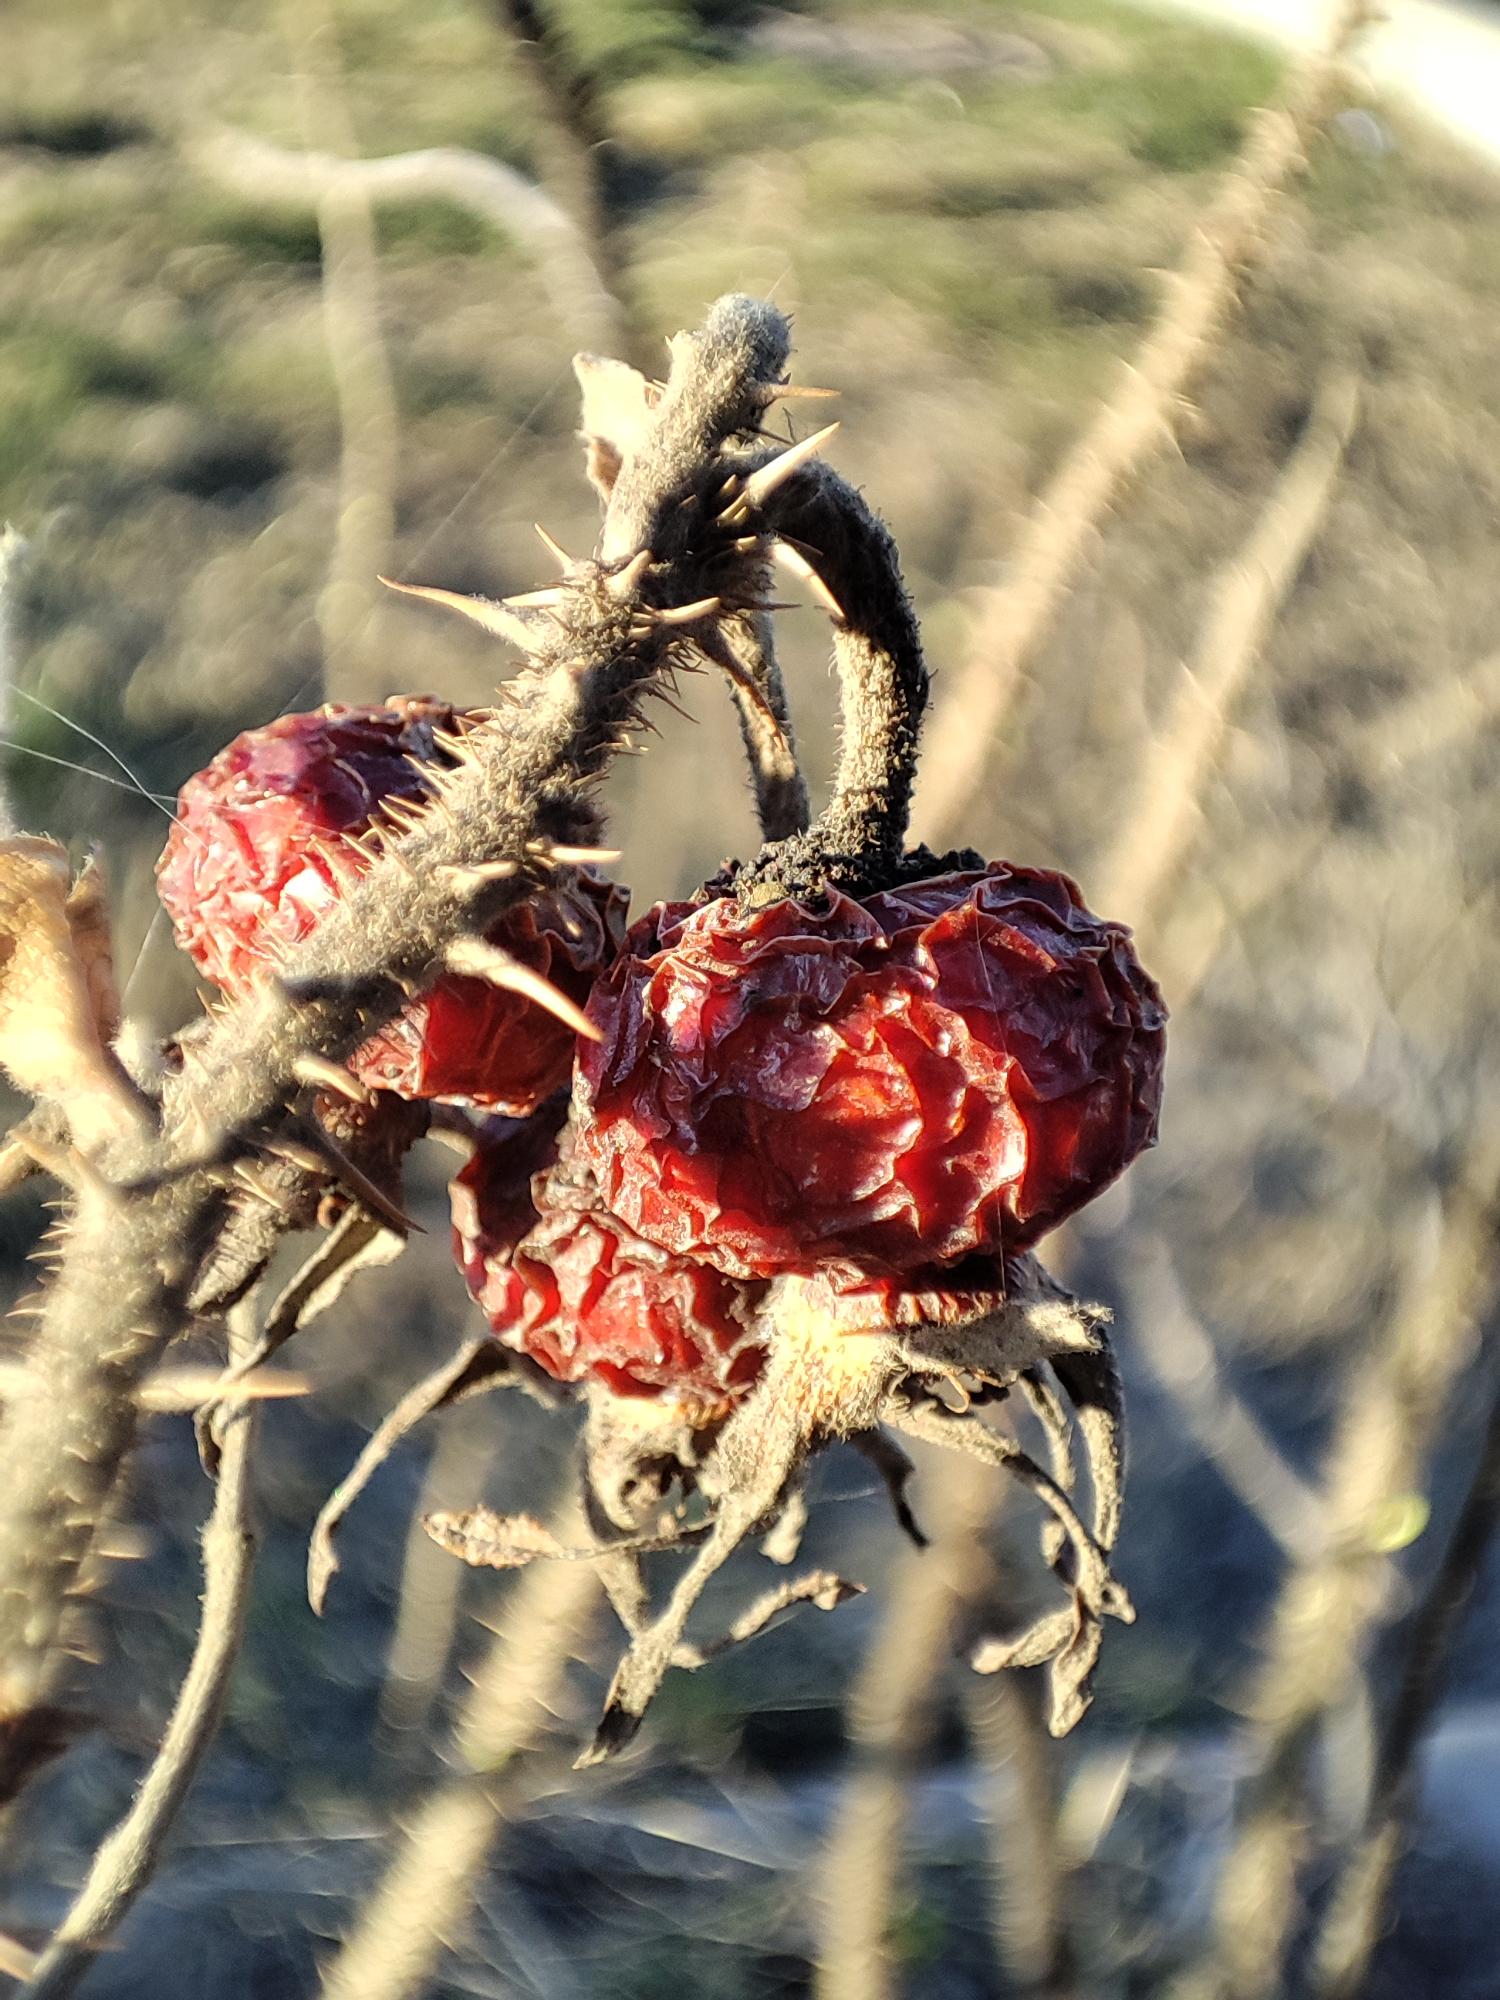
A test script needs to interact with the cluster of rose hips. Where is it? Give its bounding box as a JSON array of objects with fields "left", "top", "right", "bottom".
[
  {"left": 156, "top": 412, "right": 1165, "bottom": 1746},
  {"left": 158, "top": 698, "right": 1164, "bottom": 1421}
]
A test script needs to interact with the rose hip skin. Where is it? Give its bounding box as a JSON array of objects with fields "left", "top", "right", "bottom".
[
  {"left": 156, "top": 700, "right": 627, "bottom": 1113},
  {"left": 452, "top": 1133, "right": 765, "bottom": 1407},
  {"left": 577, "top": 863, "right": 1166, "bottom": 1282}
]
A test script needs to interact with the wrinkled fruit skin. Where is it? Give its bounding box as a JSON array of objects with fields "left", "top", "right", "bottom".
[
  {"left": 451, "top": 1130, "right": 766, "bottom": 1407},
  {"left": 156, "top": 700, "right": 627, "bottom": 1113},
  {"left": 578, "top": 863, "right": 1167, "bottom": 1282}
]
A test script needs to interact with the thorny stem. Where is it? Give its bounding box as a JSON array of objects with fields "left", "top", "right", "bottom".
[
  {"left": 21, "top": 1297, "right": 262, "bottom": 2000},
  {"left": 0, "top": 294, "right": 794, "bottom": 1793},
  {"left": 735, "top": 459, "right": 931, "bottom": 900}
]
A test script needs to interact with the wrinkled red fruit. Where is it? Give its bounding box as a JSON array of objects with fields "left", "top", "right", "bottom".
[
  {"left": 156, "top": 700, "right": 628, "bottom": 1113},
  {"left": 577, "top": 863, "right": 1166, "bottom": 1282},
  {"left": 451, "top": 1131, "right": 766, "bottom": 1407}
]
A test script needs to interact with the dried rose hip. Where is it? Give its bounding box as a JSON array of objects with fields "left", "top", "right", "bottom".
[
  {"left": 577, "top": 862, "right": 1166, "bottom": 1281},
  {"left": 451, "top": 1132, "right": 766, "bottom": 1407},
  {"left": 156, "top": 700, "right": 627, "bottom": 1113}
]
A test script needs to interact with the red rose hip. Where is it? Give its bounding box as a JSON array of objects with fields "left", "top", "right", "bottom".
[
  {"left": 576, "top": 862, "right": 1166, "bottom": 1281},
  {"left": 156, "top": 700, "right": 627, "bottom": 1113},
  {"left": 451, "top": 1133, "right": 765, "bottom": 1407}
]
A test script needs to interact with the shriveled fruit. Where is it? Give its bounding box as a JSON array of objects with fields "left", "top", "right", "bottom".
[
  {"left": 156, "top": 700, "right": 627, "bottom": 1113},
  {"left": 578, "top": 862, "right": 1166, "bottom": 1282},
  {"left": 451, "top": 1131, "right": 765, "bottom": 1408}
]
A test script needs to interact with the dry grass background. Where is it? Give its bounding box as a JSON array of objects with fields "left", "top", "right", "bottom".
[{"left": 4, "top": 0, "right": 1500, "bottom": 1994}]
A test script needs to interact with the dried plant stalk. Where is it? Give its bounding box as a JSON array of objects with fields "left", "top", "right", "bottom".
[
  {"left": 1095, "top": 369, "right": 1358, "bottom": 931},
  {"left": 1183, "top": 1138, "right": 1500, "bottom": 2000},
  {"left": 492, "top": 0, "right": 634, "bottom": 356},
  {"left": 288, "top": 3, "right": 401, "bottom": 705},
  {"left": 963, "top": 1668, "right": 1073, "bottom": 1997},
  {"left": 319, "top": 1510, "right": 601, "bottom": 2000},
  {"left": 184, "top": 126, "right": 620, "bottom": 350},
  {"left": 916, "top": 0, "right": 1369, "bottom": 847},
  {"left": 0, "top": 294, "right": 794, "bottom": 1791},
  {"left": 1309, "top": 1364, "right": 1500, "bottom": 2000},
  {"left": 21, "top": 1297, "right": 262, "bottom": 2000},
  {"left": 815, "top": 1455, "right": 994, "bottom": 2000}
]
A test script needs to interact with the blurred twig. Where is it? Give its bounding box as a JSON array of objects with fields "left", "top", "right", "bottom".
[
  {"left": 1094, "top": 369, "right": 1359, "bottom": 932},
  {"left": 1309, "top": 1356, "right": 1500, "bottom": 2000},
  {"left": 285, "top": 4, "right": 400, "bottom": 705},
  {"left": 916, "top": 0, "right": 1369, "bottom": 847},
  {"left": 964, "top": 1668, "right": 1076, "bottom": 1998},
  {"left": 815, "top": 1456, "right": 1000, "bottom": 2000},
  {"left": 21, "top": 1297, "right": 263, "bottom": 2000},
  {"left": 0, "top": 526, "right": 28, "bottom": 837},
  {"left": 185, "top": 126, "right": 620, "bottom": 352},
  {"left": 1180, "top": 1135, "right": 1500, "bottom": 2000},
  {"left": 491, "top": 0, "right": 635, "bottom": 358},
  {"left": 1121, "top": 1236, "right": 1320, "bottom": 1562},
  {"left": 319, "top": 1503, "right": 601, "bottom": 2000}
]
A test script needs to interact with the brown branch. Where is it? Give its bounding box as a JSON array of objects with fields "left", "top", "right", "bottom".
[
  {"left": 20, "top": 1297, "right": 262, "bottom": 2000},
  {"left": 318, "top": 1499, "right": 602, "bottom": 2000},
  {"left": 915, "top": 0, "right": 1370, "bottom": 849},
  {"left": 1309, "top": 1358, "right": 1500, "bottom": 2000},
  {"left": 0, "top": 294, "right": 794, "bottom": 1793}
]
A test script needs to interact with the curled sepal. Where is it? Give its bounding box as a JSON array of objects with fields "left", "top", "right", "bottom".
[{"left": 0, "top": 840, "right": 144, "bottom": 1152}]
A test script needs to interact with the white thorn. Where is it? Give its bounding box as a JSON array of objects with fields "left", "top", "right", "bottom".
[
  {"left": 772, "top": 539, "right": 845, "bottom": 620},
  {"left": 606, "top": 549, "right": 652, "bottom": 599},
  {"left": 723, "top": 423, "right": 841, "bottom": 523},
  {"left": 651, "top": 595, "right": 721, "bottom": 627},
  {"left": 292, "top": 1054, "right": 377, "bottom": 1106},
  {"left": 444, "top": 940, "right": 602, "bottom": 1040},
  {"left": 533, "top": 522, "right": 574, "bottom": 570},
  {"left": 378, "top": 577, "right": 542, "bottom": 650}
]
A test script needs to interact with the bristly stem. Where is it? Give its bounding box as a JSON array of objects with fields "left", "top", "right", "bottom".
[
  {"left": 734, "top": 459, "right": 931, "bottom": 901},
  {"left": 21, "top": 1296, "right": 262, "bottom": 2000},
  {"left": 0, "top": 294, "right": 792, "bottom": 1797}
]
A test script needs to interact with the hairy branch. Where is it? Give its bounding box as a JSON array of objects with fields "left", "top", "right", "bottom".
[
  {"left": 21, "top": 1297, "right": 262, "bottom": 2000},
  {"left": 0, "top": 294, "right": 793, "bottom": 1792}
]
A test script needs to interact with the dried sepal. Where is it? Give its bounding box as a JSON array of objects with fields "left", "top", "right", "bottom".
[{"left": 0, "top": 837, "right": 143, "bottom": 1152}]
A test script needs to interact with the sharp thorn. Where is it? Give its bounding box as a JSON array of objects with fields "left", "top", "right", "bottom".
[
  {"left": 651, "top": 595, "right": 721, "bottom": 627},
  {"left": 773, "top": 539, "right": 846, "bottom": 620},
  {"left": 767, "top": 383, "right": 840, "bottom": 401},
  {"left": 502, "top": 587, "right": 569, "bottom": 610},
  {"left": 435, "top": 860, "right": 520, "bottom": 892},
  {"left": 606, "top": 549, "right": 652, "bottom": 599},
  {"left": 724, "top": 423, "right": 841, "bottom": 522},
  {"left": 543, "top": 844, "right": 621, "bottom": 866},
  {"left": 444, "top": 940, "right": 602, "bottom": 1040},
  {"left": 533, "top": 522, "right": 574, "bottom": 570},
  {"left": 292, "top": 1054, "right": 377, "bottom": 1106},
  {"left": 379, "top": 578, "right": 542, "bottom": 650}
]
